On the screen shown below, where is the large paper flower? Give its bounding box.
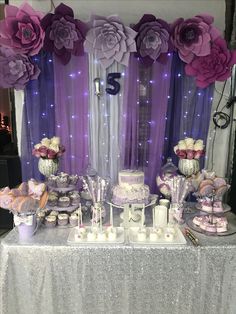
[0,47,40,90]
[185,37,236,88]
[0,3,44,56]
[171,14,221,63]
[133,14,171,66]
[41,3,88,65]
[84,15,137,68]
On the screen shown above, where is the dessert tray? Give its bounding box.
[186,213,236,236]
[195,202,231,213]
[107,194,158,209]
[67,226,125,244]
[46,204,79,212]
[128,226,186,245]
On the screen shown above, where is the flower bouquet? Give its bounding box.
[32,137,65,177]
[174,138,205,177]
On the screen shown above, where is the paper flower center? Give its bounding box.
[180,26,199,44]
[50,18,78,50]
[8,60,26,78]
[143,31,162,49]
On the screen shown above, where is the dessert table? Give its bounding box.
[1,212,236,314]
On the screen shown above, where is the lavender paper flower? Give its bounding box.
[133,14,171,66]
[0,47,40,90]
[84,15,137,69]
[0,3,44,56]
[171,14,221,63]
[41,3,88,65]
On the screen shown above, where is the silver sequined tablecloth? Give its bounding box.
[1,213,236,314]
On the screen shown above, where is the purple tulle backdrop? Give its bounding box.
[122,55,172,192]
[164,53,214,168]
[21,52,55,181]
[53,54,89,175]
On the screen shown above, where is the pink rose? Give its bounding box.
[0,3,45,56]
[32,148,41,158]
[176,149,187,159]
[186,149,194,159]
[194,150,204,159]
[47,149,57,159]
[185,37,236,88]
[171,14,221,63]
[38,146,48,157]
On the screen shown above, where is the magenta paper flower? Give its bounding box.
[0,3,44,56]
[185,37,236,88]
[133,14,171,66]
[41,3,88,65]
[0,47,40,90]
[171,14,221,63]
[84,15,137,68]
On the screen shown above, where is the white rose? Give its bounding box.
[184,137,194,146]
[49,144,59,153]
[41,137,51,148]
[51,136,60,145]
[186,144,194,150]
[178,142,187,150]
[34,143,41,149]
[194,142,204,151]
[174,145,179,153]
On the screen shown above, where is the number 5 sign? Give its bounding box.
[94,72,121,96]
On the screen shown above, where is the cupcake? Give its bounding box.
[36,210,46,222]
[56,176,68,188]
[48,175,57,187]
[45,215,57,227]
[49,210,59,217]
[58,213,69,226]
[69,213,79,227]
[69,174,79,186]
[69,192,80,206]
[47,194,58,207]
[58,196,70,207]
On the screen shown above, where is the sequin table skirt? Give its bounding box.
[1,225,236,314]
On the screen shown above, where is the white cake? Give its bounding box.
[112,170,150,206]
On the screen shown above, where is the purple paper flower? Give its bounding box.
[0,47,40,90]
[41,3,88,65]
[84,15,137,69]
[185,37,236,88]
[0,3,44,56]
[171,14,221,63]
[133,14,171,66]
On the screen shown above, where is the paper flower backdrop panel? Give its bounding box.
[84,15,137,69]
[0,3,44,56]
[41,3,88,65]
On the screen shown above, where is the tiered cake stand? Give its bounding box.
[187,203,236,236]
[47,184,80,212]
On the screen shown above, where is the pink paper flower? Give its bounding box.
[84,15,137,68]
[47,149,57,159]
[171,14,221,63]
[185,37,236,88]
[0,3,45,56]
[41,3,88,65]
[133,14,171,66]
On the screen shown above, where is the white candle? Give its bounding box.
[141,204,145,227]
[110,204,113,227]
[155,205,168,227]
[159,199,170,209]
[80,204,82,226]
[99,207,102,231]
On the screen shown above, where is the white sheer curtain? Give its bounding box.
[14,90,24,156]
[88,54,125,184]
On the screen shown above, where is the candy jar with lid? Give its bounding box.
[156,158,178,198]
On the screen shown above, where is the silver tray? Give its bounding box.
[46,204,80,212]
[186,213,236,236]
[67,226,125,244]
[128,226,186,245]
